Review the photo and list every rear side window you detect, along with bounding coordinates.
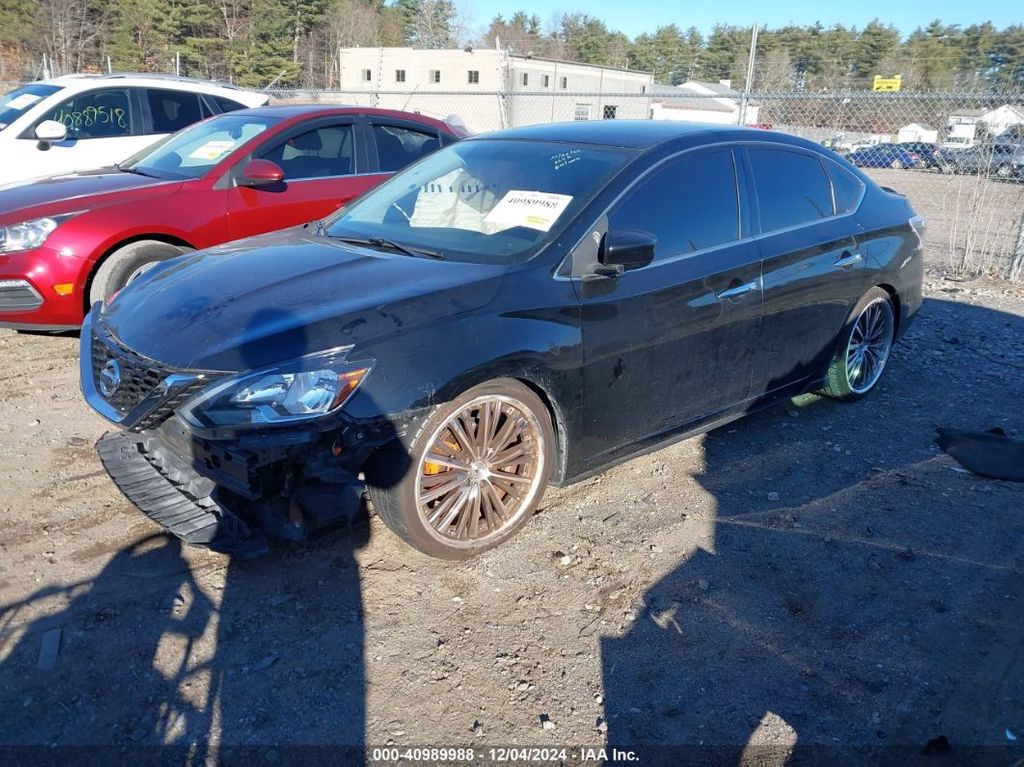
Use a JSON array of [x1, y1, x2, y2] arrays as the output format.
[[373, 124, 440, 172], [826, 162, 864, 215], [748, 148, 834, 232], [609, 149, 739, 260], [213, 96, 247, 113], [36, 88, 135, 139], [146, 89, 203, 134]]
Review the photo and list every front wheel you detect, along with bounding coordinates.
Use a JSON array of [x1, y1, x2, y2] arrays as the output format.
[[89, 240, 192, 306], [366, 378, 555, 559], [818, 288, 896, 401]]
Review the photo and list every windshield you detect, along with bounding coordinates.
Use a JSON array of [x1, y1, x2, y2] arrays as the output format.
[[325, 139, 634, 264], [0, 83, 61, 131], [120, 114, 278, 180]]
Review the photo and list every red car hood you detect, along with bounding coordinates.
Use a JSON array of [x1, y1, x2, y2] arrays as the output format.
[[0, 168, 183, 224]]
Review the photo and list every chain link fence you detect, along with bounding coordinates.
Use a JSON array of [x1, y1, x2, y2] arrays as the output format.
[[267, 87, 1024, 281], [2, 79, 1023, 280]]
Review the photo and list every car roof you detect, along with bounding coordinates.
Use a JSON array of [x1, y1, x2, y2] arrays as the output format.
[[471, 120, 822, 152], [236, 104, 458, 133], [38, 73, 266, 102]]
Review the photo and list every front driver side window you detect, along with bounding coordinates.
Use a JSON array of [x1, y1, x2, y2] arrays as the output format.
[[256, 123, 355, 180], [36, 88, 135, 140], [608, 149, 740, 261]]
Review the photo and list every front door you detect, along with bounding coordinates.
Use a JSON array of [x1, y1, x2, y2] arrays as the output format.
[[577, 148, 763, 462], [226, 119, 377, 240], [15, 87, 149, 178]]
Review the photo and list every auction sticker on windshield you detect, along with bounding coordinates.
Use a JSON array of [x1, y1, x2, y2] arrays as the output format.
[[483, 190, 573, 232], [5, 93, 42, 111], [188, 140, 237, 161]]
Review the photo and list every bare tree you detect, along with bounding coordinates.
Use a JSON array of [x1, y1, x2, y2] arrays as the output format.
[[38, 0, 109, 74]]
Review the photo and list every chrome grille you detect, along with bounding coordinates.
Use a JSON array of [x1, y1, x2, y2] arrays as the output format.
[[90, 325, 217, 432]]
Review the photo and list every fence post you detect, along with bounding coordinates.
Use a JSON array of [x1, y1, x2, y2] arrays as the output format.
[[1009, 213, 1024, 283], [738, 22, 759, 126]]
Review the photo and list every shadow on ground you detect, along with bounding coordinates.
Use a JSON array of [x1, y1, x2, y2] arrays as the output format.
[[601, 297, 1024, 763], [0, 297, 1021, 763]]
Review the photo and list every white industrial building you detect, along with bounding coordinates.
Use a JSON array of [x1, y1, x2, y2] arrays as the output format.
[[330, 47, 654, 133], [944, 104, 1024, 147], [649, 80, 760, 126], [896, 122, 939, 143]]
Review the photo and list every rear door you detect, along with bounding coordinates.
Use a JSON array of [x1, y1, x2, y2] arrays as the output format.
[[226, 117, 376, 239], [578, 147, 763, 460], [745, 145, 867, 397]]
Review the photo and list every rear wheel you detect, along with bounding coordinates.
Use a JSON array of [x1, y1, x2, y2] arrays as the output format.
[[88, 240, 192, 306], [366, 378, 555, 559], [819, 288, 896, 401], [995, 163, 1013, 179]]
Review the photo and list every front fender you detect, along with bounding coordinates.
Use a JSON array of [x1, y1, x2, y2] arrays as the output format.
[[345, 278, 583, 483]]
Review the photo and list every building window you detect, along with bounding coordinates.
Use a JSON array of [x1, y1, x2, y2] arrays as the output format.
[[574, 103, 591, 121], [468, 70, 479, 84], [361, 69, 372, 82], [542, 75, 550, 88], [395, 69, 406, 83], [428, 69, 441, 84], [521, 72, 529, 86], [561, 76, 568, 89], [603, 105, 617, 119]]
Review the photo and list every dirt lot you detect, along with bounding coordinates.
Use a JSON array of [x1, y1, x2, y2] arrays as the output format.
[[1, 266, 1023, 762]]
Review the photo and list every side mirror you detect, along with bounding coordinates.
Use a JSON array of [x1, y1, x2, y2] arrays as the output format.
[[599, 229, 656, 273], [35, 120, 67, 149], [238, 159, 285, 187]]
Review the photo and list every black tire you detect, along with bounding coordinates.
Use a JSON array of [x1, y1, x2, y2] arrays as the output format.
[[88, 240, 191, 306], [818, 287, 896, 401], [366, 378, 555, 559]]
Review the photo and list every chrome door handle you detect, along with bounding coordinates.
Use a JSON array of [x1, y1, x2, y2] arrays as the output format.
[[716, 280, 758, 300], [834, 252, 864, 269]]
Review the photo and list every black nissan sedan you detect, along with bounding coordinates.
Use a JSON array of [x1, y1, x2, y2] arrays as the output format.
[[80, 121, 924, 559]]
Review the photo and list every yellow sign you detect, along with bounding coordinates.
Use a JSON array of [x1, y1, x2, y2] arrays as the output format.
[[873, 75, 902, 92]]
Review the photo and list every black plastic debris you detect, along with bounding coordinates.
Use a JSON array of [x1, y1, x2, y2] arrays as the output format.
[[935, 427, 1024, 482]]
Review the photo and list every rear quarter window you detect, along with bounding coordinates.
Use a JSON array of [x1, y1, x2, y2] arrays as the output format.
[[826, 161, 865, 215]]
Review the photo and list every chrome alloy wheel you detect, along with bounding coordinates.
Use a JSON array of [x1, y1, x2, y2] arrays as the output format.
[[416, 395, 546, 547], [846, 297, 894, 394]]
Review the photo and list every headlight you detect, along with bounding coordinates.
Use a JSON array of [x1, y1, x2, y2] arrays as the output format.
[[0, 216, 69, 254], [179, 346, 371, 430]]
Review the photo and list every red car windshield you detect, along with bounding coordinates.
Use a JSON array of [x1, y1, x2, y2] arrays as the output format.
[[119, 114, 279, 180]]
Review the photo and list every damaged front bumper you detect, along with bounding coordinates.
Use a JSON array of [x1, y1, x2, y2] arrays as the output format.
[[81, 311, 399, 554]]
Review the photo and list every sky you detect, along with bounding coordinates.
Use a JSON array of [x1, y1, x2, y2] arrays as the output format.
[[464, 0, 1019, 40]]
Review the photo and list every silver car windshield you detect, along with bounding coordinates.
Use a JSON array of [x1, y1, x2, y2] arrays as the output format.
[[0, 83, 61, 131]]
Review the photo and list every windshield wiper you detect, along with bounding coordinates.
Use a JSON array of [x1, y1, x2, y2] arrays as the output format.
[[115, 164, 159, 179], [330, 235, 444, 260]]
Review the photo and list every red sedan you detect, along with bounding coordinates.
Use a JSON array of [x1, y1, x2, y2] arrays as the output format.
[[0, 105, 464, 329]]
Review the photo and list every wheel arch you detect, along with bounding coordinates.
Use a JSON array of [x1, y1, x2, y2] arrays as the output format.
[[83, 233, 196, 314], [874, 282, 902, 336]]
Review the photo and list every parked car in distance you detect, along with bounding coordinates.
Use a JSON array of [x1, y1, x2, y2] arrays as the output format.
[[0, 74, 269, 185], [846, 142, 920, 169], [896, 141, 941, 169], [0, 105, 464, 329], [937, 142, 1024, 179], [81, 121, 924, 559]]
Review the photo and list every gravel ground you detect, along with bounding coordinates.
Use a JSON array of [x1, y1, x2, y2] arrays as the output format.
[[0, 269, 1022, 763]]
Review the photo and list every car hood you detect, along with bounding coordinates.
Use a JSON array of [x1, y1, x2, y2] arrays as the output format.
[[101, 228, 508, 371], [0, 168, 181, 223]]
